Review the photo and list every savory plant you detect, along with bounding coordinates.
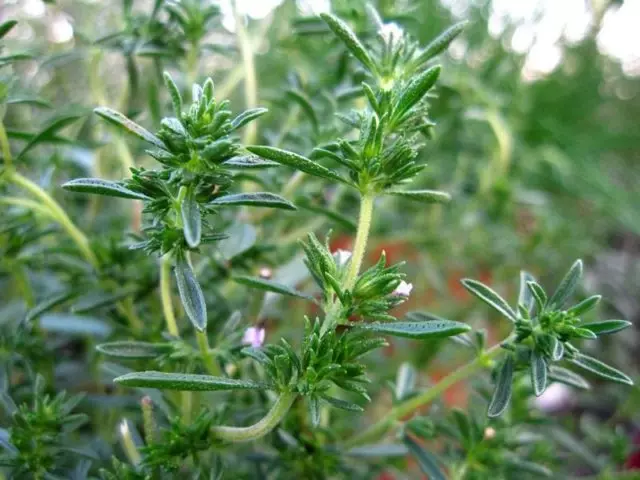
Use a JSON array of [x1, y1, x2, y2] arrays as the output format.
[[0, 1, 636, 479]]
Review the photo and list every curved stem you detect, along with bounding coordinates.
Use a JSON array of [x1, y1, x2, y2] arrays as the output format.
[[160, 254, 179, 337], [9, 171, 99, 268], [211, 391, 296, 442], [344, 342, 505, 448], [344, 191, 375, 290]]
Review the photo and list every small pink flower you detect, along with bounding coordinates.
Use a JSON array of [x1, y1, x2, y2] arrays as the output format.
[[242, 327, 265, 348], [392, 280, 413, 298], [333, 249, 352, 267], [259, 267, 272, 279]]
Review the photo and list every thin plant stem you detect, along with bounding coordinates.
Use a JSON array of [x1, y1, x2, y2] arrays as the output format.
[[196, 330, 220, 376], [160, 254, 180, 337], [0, 120, 12, 168], [343, 191, 375, 290], [344, 342, 505, 448], [233, 2, 258, 145], [211, 391, 296, 442]]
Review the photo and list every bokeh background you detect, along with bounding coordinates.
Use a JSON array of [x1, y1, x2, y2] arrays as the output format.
[[2, 0, 640, 476]]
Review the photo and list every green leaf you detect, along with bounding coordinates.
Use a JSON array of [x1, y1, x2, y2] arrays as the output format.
[[415, 21, 468, 64], [230, 108, 268, 131], [114, 371, 269, 391], [526, 281, 547, 312], [308, 396, 320, 428], [211, 192, 296, 211], [488, 355, 513, 417], [181, 190, 201, 248], [530, 350, 548, 397], [174, 258, 207, 332], [232, 275, 314, 301], [548, 259, 583, 308], [17, 113, 84, 160], [62, 178, 149, 201], [224, 155, 280, 169], [94, 107, 166, 150], [319, 394, 363, 412], [163, 71, 182, 118], [504, 456, 552, 477], [5, 95, 52, 108], [96, 341, 172, 359], [71, 288, 137, 313], [572, 328, 598, 340], [395, 362, 416, 401], [345, 444, 408, 457], [403, 434, 446, 480], [246, 145, 348, 184], [386, 189, 451, 204], [548, 366, 589, 390], [461, 279, 516, 322], [25, 290, 76, 322], [320, 13, 376, 72], [550, 336, 564, 361], [518, 271, 536, 313], [39, 313, 112, 338], [567, 295, 601, 316], [356, 320, 470, 339], [570, 353, 633, 385], [393, 65, 441, 120], [0, 20, 18, 39], [581, 320, 632, 335]]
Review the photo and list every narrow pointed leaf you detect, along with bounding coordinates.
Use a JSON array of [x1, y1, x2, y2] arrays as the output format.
[[174, 258, 207, 331], [581, 320, 631, 335], [548, 366, 589, 390], [518, 271, 536, 313], [211, 192, 296, 211], [504, 456, 552, 477], [181, 191, 201, 248], [246, 145, 348, 184], [0, 20, 18, 39], [230, 108, 268, 131], [548, 259, 583, 308], [527, 281, 547, 312], [356, 320, 470, 339], [531, 350, 547, 396], [320, 394, 363, 412], [309, 396, 320, 427], [232, 275, 314, 301], [403, 434, 446, 480], [26, 290, 76, 322], [320, 13, 376, 72], [94, 107, 166, 150], [18, 114, 84, 160], [461, 279, 516, 322], [572, 328, 598, 340], [114, 371, 269, 391], [570, 353, 633, 385], [386, 189, 450, 204], [163, 71, 182, 117], [62, 178, 150, 200], [488, 355, 513, 417], [224, 155, 280, 169], [550, 337, 564, 361], [97, 341, 172, 359], [416, 21, 468, 64], [393, 65, 441, 119], [567, 295, 601, 316]]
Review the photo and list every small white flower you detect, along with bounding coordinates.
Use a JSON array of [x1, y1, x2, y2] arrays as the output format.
[[392, 280, 413, 298], [333, 249, 352, 267], [379, 22, 404, 44], [533, 382, 573, 412], [242, 326, 266, 348], [259, 267, 272, 279]]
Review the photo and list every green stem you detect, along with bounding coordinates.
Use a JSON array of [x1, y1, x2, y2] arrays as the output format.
[[344, 342, 505, 447], [344, 191, 375, 290], [211, 391, 296, 442], [0, 120, 12, 168], [196, 330, 220, 376], [233, 1, 258, 145], [9, 171, 99, 268], [160, 254, 179, 337]]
